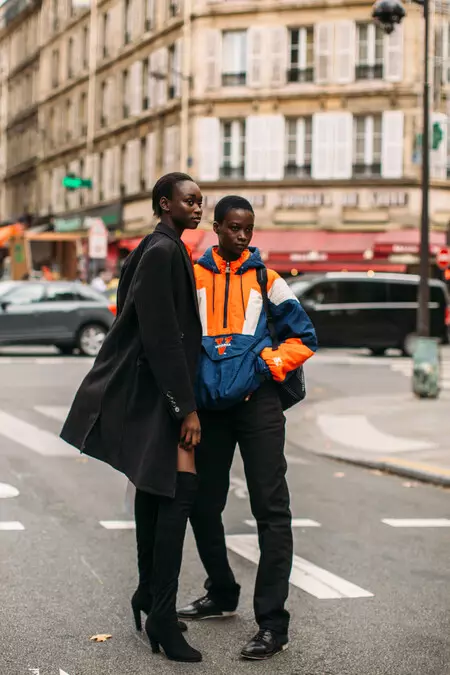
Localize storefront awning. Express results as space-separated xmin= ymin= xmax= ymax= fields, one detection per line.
xmin=373 ymin=229 xmax=446 ymax=256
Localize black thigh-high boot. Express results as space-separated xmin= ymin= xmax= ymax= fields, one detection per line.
xmin=145 ymin=472 xmax=202 ymax=663
xmin=132 ymin=488 xmax=187 ymax=633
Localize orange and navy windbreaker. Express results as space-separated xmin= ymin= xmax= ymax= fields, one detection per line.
xmin=194 ymin=246 xmax=317 ymax=410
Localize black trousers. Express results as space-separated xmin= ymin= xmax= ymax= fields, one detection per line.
xmin=190 ymin=381 xmax=293 ymax=636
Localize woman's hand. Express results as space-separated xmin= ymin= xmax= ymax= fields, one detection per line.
xmin=180 ymin=411 xmax=201 ymax=451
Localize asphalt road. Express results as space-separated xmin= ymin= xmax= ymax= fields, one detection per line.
xmin=1 ymin=350 xmax=449 ymax=675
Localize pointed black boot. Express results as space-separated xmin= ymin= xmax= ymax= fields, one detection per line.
xmin=145 ymin=472 xmax=202 ymax=663
xmin=132 ymin=488 xmax=187 ymax=633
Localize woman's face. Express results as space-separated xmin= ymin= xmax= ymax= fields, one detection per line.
xmin=164 ymin=181 xmax=203 ymax=230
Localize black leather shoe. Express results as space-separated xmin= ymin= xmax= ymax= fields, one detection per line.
xmin=177 ymin=595 xmax=237 ymax=620
xmin=240 ymin=629 xmax=288 ymax=660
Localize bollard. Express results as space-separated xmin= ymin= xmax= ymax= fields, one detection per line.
xmin=412 ymin=336 xmax=440 ymax=399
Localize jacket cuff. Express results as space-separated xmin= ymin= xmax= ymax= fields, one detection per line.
xmin=164 ymin=390 xmax=196 ymax=421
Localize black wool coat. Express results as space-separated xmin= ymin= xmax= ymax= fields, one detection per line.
xmin=60 ymin=223 xmax=202 ymax=497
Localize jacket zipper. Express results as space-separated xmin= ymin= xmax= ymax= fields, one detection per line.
xmin=223 ymin=262 xmax=231 ymax=328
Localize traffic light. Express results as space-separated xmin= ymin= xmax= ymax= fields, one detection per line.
xmin=62 ymin=173 xmax=93 ymax=190
xmin=432 ymin=122 xmax=443 ymax=150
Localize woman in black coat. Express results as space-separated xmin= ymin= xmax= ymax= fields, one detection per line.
xmin=61 ymin=173 xmax=204 ymax=663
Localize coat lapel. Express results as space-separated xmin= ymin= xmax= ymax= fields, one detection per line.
xmin=155 ymin=223 xmax=200 ymax=321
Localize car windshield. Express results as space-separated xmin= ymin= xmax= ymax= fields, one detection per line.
xmin=289 ymin=280 xmax=313 ymax=297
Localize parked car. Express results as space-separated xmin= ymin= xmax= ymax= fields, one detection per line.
xmin=289 ymin=272 xmax=450 ymax=356
xmin=0 ymin=281 xmax=116 ymax=356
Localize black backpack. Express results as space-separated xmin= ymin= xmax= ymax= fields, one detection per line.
xmin=257 ymin=267 xmax=306 ymax=411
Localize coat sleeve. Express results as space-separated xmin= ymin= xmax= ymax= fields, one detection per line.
xmin=260 ymin=271 xmax=317 ymax=382
xmin=134 ymin=242 xmax=197 ymax=420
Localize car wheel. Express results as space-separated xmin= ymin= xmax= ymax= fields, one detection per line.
xmin=401 ymin=333 xmax=417 ymax=357
xmin=55 ymin=344 xmax=74 ymax=356
xmin=370 ymin=347 xmax=386 ymax=357
xmin=77 ymin=323 xmax=107 ymax=357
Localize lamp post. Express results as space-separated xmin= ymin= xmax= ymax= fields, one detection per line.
xmin=373 ymin=0 xmax=440 ymax=398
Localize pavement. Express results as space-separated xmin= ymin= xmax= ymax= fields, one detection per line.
xmin=287 ymin=347 xmax=450 ymax=486
xmin=1 ymin=348 xmax=450 ymax=674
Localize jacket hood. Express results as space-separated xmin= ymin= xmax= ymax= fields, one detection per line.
xmin=197 ymin=246 xmax=265 ymax=275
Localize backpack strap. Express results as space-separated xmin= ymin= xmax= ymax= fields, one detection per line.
xmin=256 ymin=267 xmax=279 ymax=351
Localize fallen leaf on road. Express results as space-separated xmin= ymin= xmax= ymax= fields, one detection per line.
xmin=334 ymin=472 xmax=345 ymax=478
xmin=89 ymin=634 xmax=112 ymax=642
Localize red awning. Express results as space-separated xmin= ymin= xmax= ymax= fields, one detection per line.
xmin=118 ymin=237 xmax=142 ymax=252
xmin=119 ymin=229 xmax=206 ymax=254
xmin=374 ymin=229 xmax=445 ymax=256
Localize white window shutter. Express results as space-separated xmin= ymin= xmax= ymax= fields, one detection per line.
xmin=245 ymin=116 xmax=265 ymax=180
xmin=149 ymin=53 xmax=156 ymax=108
xmin=156 ymin=48 xmax=168 ymax=106
xmin=312 ymin=113 xmax=333 ymax=179
xmin=384 ymin=24 xmax=403 ymax=82
xmin=111 ymin=146 xmax=121 ymax=198
xmin=381 ymin=110 xmax=404 ymax=178
xmin=443 ymin=24 xmax=449 ymax=85
xmin=314 ymin=23 xmax=333 ymax=84
xmin=51 ymin=168 xmax=58 ymax=212
xmin=195 ymin=117 xmax=220 ymax=181
xmin=296 ymin=118 xmax=306 ymax=167
xmin=163 ymin=126 xmax=176 ymax=173
xmin=247 ymin=27 xmax=265 ymax=88
xmin=91 ymin=153 xmax=100 ymax=203
xmin=130 ymin=61 xmax=143 ymax=115
xmin=333 ymin=113 xmax=353 ymax=178
xmin=204 ymin=29 xmax=222 ymax=90
xmin=130 ymin=139 xmax=141 ymax=193
xmin=269 ymin=26 xmax=288 ymax=88
xmin=335 ymin=21 xmax=355 ymax=84
xmin=430 ymin=112 xmax=448 ymax=179
xmin=266 ymin=115 xmax=285 ymax=180
xmin=133 ymin=0 xmax=143 ymax=40
xmin=145 ymin=131 xmax=156 ymax=190
xmin=174 ymin=38 xmax=183 ymax=97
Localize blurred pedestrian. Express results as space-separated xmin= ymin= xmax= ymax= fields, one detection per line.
xmin=90 ymin=268 xmax=110 ymax=293
xmin=61 ymin=172 xmax=204 ymax=663
xmin=177 ymin=196 xmax=317 ymax=660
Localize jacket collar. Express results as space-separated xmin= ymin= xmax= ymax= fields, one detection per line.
xmin=155 ymin=221 xmax=181 ymax=241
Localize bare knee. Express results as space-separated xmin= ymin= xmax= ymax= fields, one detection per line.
xmin=177 ymin=445 xmax=197 ymax=474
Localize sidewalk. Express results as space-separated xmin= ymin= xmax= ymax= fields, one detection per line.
xmin=286 ymin=389 xmax=450 ymax=486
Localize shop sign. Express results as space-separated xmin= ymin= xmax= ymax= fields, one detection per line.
xmin=370 ymin=191 xmax=408 ymax=208
xmin=204 ymin=194 xmax=266 ymax=209
xmin=88 ymin=218 xmax=108 ymax=259
xmin=290 ymin=252 xmax=328 ymax=262
xmin=279 ymin=193 xmax=332 ymax=209
xmin=54 ymin=217 xmax=83 ymax=232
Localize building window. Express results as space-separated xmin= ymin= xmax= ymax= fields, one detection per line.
xmin=220 ymin=120 xmax=245 ymax=178
xmin=124 ymin=0 xmax=132 ymax=44
xmin=145 ymin=0 xmax=154 ymax=31
xmin=356 ymin=24 xmax=384 ymax=80
xmin=168 ymin=44 xmax=176 ymax=99
xmin=66 ymin=100 xmax=73 ymax=141
xmin=49 ymin=108 xmax=55 ymax=148
xmin=67 ymin=37 xmax=73 ymax=79
xmin=288 ymin=28 xmax=314 ymax=83
xmin=122 ymin=70 xmax=130 ymax=117
xmin=51 ymin=49 xmax=59 ymax=88
xmin=80 ymin=92 xmax=87 ymax=135
xmin=120 ymin=145 xmax=126 ymax=196
xmin=285 ymin=117 xmax=312 ymax=178
xmin=83 ymin=26 xmax=89 ymax=69
xmin=79 ymin=157 xmax=85 ymax=206
xmin=169 ymin=0 xmax=181 ymax=17
xmin=102 ymin=13 xmax=109 ymax=58
xmin=142 ymin=59 xmax=149 ymax=109
xmin=99 ymin=152 xmax=104 ymax=202
xmin=353 ymin=115 xmax=382 ymax=177
xmin=222 ymin=31 xmax=247 ymax=86
xmin=140 ymin=136 xmax=146 ymax=191
xmin=52 ymin=0 xmax=59 ymax=32
xmin=101 ymin=81 xmax=107 ymax=127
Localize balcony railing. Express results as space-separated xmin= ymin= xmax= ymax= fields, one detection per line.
xmin=284 ymin=163 xmax=312 ymax=178
xmin=355 ymin=64 xmax=383 ymax=80
xmin=287 ymin=67 xmax=314 ymax=84
xmin=220 ymin=164 xmax=245 ymax=179
xmin=222 ymin=72 xmax=246 ymax=87
xmin=352 ymin=163 xmax=382 ymax=178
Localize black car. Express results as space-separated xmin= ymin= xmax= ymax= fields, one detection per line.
xmin=290 ymin=272 xmax=450 ymax=356
xmin=0 ymin=281 xmax=116 ymax=356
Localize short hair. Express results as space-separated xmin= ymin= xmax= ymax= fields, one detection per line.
xmin=152 ymin=172 xmax=194 ymax=217
xmin=214 ymin=195 xmax=254 ymax=224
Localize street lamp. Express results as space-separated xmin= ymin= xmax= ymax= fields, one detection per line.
xmin=373 ymin=0 xmax=440 ymax=398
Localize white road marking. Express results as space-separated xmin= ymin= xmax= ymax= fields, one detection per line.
xmin=226 ymin=534 xmax=373 ymax=599
xmin=35 ymin=405 xmax=69 ymax=423
xmin=245 ymin=519 xmax=321 ymax=528
xmin=317 ymin=414 xmax=435 ymax=453
xmin=229 ymin=476 xmax=248 ymax=499
xmin=0 ymin=357 xmax=13 ymax=364
xmin=0 ymin=482 xmax=19 ymax=498
xmin=60 ymin=670 xmax=71 ymax=675
xmin=0 ymin=409 xmax=78 ymax=457
xmin=99 ymin=520 xmax=136 ymax=529
xmin=0 ymin=521 xmax=25 ymax=530
xmin=382 ymin=518 xmax=450 ymax=528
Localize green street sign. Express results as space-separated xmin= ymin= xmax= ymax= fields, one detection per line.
xmin=432 ymin=122 xmax=443 ymax=150
xmin=62 ymin=174 xmax=93 ymax=190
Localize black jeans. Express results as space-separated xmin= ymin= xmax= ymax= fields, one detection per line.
xmin=190 ymin=381 xmax=293 ymax=636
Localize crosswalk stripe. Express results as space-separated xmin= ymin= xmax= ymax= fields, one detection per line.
xmin=0 ymin=521 xmax=25 ymax=530
xmin=35 ymin=406 xmax=69 ymax=423
xmin=0 ymin=483 xmax=19 ymax=498
xmin=382 ymin=518 xmax=450 ymax=527
xmin=225 ymin=534 xmax=373 ymax=599
xmin=0 ymin=409 xmax=77 ymax=457
xmin=245 ymin=519 xmax=321 ymax=528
